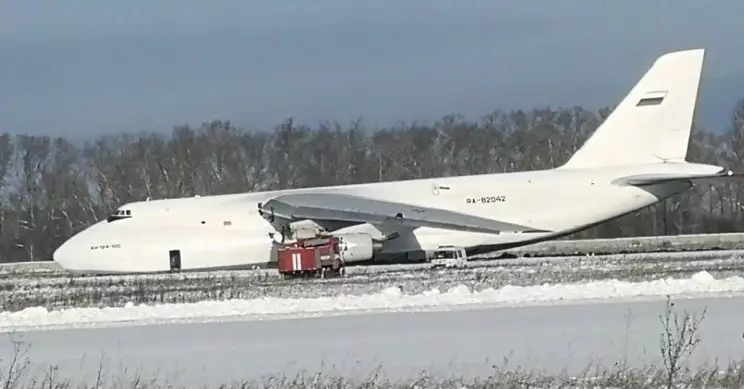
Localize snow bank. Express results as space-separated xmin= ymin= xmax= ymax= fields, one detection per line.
xmin=1 ymin=271 xmax=741 ymax=332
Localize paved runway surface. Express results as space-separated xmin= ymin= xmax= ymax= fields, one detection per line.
xmin=4 ymin=295 xmax=744 ymax=387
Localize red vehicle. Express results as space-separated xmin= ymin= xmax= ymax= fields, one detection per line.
xmin=276 ymin=236 xmax=345 ymax=279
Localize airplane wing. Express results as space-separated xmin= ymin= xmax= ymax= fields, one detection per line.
xmin=612 ymin=168 xmax=735 ymax=186
xmin=257 ymin=192 xmax=548 ymax=235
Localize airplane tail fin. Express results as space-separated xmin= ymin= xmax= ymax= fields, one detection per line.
xmin=559 ymin=49 xmax=706 ymax=169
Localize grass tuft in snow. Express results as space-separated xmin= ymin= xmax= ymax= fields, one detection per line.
xmin=1 ymin=351 xmax=744 ymax=389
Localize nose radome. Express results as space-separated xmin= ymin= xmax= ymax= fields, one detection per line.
xmin=53 ymin=220 xmax=111 ymax=272
xmin=52 ymin=238 xmax=76 ymax=270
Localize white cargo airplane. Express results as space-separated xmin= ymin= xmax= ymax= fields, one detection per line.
xmin=53 ymin=48 xmax=733 ymax=274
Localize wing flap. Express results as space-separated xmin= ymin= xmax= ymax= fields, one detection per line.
xmin=258 ymin=193 xmax=547 ymax=235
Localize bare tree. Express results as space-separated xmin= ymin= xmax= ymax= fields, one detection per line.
xmin=659 ymin=295 xmax=707 ymax=389
xmin=1 ymin=332 xmax=31 ymax=389
xmin=1 ymin=99 xmax=744 ymax=262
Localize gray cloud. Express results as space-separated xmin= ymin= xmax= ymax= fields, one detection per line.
xmin=1 ymin=1 xmax=743 ymax=137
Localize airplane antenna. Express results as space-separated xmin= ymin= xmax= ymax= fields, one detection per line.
xmin=653 ymin=154 xmax=673 ymax=163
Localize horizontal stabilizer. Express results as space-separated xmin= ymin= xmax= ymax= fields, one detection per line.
xmin=258 ymin=193 xmax=548 ymax=235
xmin=612 ymin=168 xmax=734 ymax=186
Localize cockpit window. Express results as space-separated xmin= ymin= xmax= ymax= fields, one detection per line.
xmin=107 ymin=208 xmax=133 ymax=222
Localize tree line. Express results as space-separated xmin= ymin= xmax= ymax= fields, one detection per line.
xmin=1 ymin=100 xmax=743 ymax=263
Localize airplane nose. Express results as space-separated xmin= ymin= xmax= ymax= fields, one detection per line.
xmin=52 ymin=238 xmax=76 ymax=269
xmin=51 ymin=220 xmax=118 ymax=274
xmin=52 ymin=224 xmax=96 ymax=272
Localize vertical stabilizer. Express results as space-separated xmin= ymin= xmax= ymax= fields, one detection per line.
xmin=560 ymin=49 xmax=705 ymax=169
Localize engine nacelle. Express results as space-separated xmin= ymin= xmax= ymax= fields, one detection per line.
xmin=335 ymin=233 xmax=379 ymax=263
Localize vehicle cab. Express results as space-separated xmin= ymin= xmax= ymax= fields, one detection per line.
xmin=430 ymin=245 xmax=468 ymax=269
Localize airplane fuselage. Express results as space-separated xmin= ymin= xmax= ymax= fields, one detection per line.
xmin=50 ymin=49 xmax=728 ymax=275
xmin=52 ymin=161 xmax=721 ymax=274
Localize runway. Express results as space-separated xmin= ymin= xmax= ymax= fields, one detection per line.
xmin=4 ymin=295 xmax=744 ymax=388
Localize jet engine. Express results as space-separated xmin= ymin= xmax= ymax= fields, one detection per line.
xmin=334 ymin=233 xmax=382 ymax=263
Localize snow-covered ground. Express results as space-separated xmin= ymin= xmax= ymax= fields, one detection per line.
xmin=4 ymin=293 xmax=742 ymax=388
xmin=4 ymin=250 xmax=744 ymax=387
xmin=2 ymin=269 xmax=743 ymax=332
xmin=2 ymin=250 xmax=744 ymax=313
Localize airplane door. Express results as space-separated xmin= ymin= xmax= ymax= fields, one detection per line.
xmin=169 ymin=249 xmax=182 ymax=272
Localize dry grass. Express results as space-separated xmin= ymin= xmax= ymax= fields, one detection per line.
xmin=1 ymin=355 xmax=744 ymax=389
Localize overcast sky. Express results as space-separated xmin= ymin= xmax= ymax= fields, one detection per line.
xmin=2 ymin=1 xmax=743 ymax=139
